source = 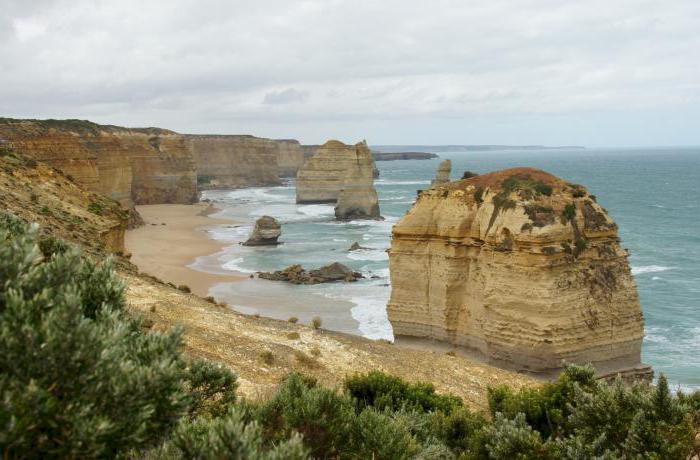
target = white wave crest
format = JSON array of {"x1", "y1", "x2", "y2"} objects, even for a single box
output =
[
  {"x1": 631, "y1": 265, "x2": 674, "y2": 275},
  {"x1": 221, "y1": 257, "x2": 256, "y2": 274},
  {"x1": 347, "y1": 249, "x2": 389, "y2": 262}
]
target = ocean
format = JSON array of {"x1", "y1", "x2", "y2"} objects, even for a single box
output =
[{"x1": 194, "y1": 147, "x2": 700, "y2": 391}]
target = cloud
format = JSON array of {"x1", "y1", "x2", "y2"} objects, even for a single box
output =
[
  {"x1": 0, "y1": 0, "x2": 698, "y2": 146},
  {"x1": 263, "y1": 88, "x2": 308, "y2": 105}
]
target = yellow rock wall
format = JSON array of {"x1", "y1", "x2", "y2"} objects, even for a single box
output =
[
  {"x1": 388, "y1": 168, "x2": 647, "y2": 376},
  {"x1": 186, "y1": 135, "x2": 282, "y2": 188}
]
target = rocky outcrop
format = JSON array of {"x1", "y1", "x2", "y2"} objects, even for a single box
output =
[
  {"x1": 243, "y1": 216, "x2": 282, "y2": 246},
  {"x1": 296, "y1": 140, "x2": 379, "y2": 207},
  {"x1": 258, "y1": 262, "x2": 363, "y2": 284},
  {"x1": 348, "y1": 242, "x2": 371, "y2": 251},
  {"x1": 430, "y1": 159, "x2": 452, "y2": 187},
  {"x1": 388, "y1": 167, "x2": 648, "y2": 377},
  {"x1": 335, "y1": 186, "x2": 381, "y2": 220},
  {"x1": 186, "y1": 135, "x2": 281, "y2": 189},
  {"x1": 0, "y1": 119, "x2": 198, "y2": 226},
  {"x1": 372, "y1": 151, "x2": 439, "y2": 161},
  {"x1": 275, "y1": 139, "x2": 305, "y2": 177}
]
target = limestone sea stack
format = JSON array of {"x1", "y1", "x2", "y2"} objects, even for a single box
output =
[
  {"x1": 296, "y1": 140, "x2": 379, "y2": 205},
  {"x1": 243, "y1": 216, "x2": 282, "y2": 246},
  {"x1": 430, "y1": 159, "x2": 452, "y2": 187},
  {"x1": 387, "y1": 167, "x2": 650, "y2": 378}
]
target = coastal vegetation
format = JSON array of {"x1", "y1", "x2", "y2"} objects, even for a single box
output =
[{"x1": 1, "y1": 213, "x2": 699, "y2": 458}]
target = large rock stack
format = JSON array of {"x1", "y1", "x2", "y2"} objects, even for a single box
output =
[
  {"x1": 387, "y1": 167, "x2": 650, "y2": 378},
  {"x1": 430, "y1": 159, "x2": 452, "y2": 187},
  {"x1": 296, "y1": 140, "x2": 380, "y2": 213}
]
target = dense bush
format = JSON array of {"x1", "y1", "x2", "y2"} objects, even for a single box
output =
[{"x1": 345, "y1": 370, "x2": 463, "y2": 414}]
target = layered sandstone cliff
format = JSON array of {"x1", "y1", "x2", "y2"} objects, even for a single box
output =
[
  {"x1": 296, "y1": 140, "x2": 379, "y2": 205},
  {"x1": 186, "y1": 135, "x2": 282, "y2": 188},
  {"x1": 388, "y1": 167, "x2": 648, "y2": 377},
  {"x1": 275, "y1": 139, "x2": 305, "y2": 177},
  {"x1": 0, "y1": 119, "x2": 198, "y2": 225}
]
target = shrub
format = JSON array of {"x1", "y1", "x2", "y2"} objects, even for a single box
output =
[
  {"x1": 204, "y1": 295, "x2": 216, "y2": 303},
  {"x1": 287, "y1": 316, "x2": 299, "y2": 323},
  {"x1": 345, "y1": 370, "x2": 463, "y2": 415},
  {"x1": 286, "y1": 332, "x2": 300, "y2": 340},
  {"x1": 39, "y1": 205, "x2": 52, "y2": 216},
  {"x1": 0, "y1": 219, "x2": 190, "y2": 457},
  {"x1": 561, "y1": 203, "x2": 577, "y2": 223},
  {"x1": 170, "y1": 408, "x2": 308, "y2": 459},
  {"x1": 87, "y1": 201, "x2": 104, "y2": 215},
  {"x1": 293, "y1": 350, "x2": 318, "y2": 368},
  {"x1": 311, "y1": 316, "x2": 322, "y2": 330},
  {"x1": 310, "y1": 346, "x2": 322, "y2": 357},
  {"x1": 177, "y1": 284, "x2": 191, "y2": 293},
  {"x1": 259, "y1": 350, "x2": 275, "y2": 365},
  {"x1": 184, "y1": 359, "x2": 238, "y2": 418},
  {"x1": 462, "y1": 170, "x2": 479, "y2": 179}
]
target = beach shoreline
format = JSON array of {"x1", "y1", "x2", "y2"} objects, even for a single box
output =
[{"x1": 125, "y1": 203, "x2": 246, "y2": 297}]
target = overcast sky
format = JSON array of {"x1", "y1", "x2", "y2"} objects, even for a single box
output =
[{"x1": 1, "y1": 0, "x2": 698, "y2": 146}]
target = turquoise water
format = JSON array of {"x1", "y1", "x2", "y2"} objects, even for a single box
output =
[{"x1": 198, "y1": 147, "x2": 700, "y2": 390}]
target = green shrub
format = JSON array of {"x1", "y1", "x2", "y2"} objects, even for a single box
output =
[
  {"x1": 87, "y1": 201, "x2": 104, "y2": 215},
  {"x1": 561, "y1": 203, "x2": 577, "y2": 222},
  {"x1": 178, "y1": 284, "x2": 191, "y2": 293},
  {"x1": 287, "y1": 316, "x2": 299, "y2": 323},
  {"x1": 286, "y1": 332, "x2": 300, "y2": 340},
  {"x1": 0, "y1": 220, "x2": 190, "y2": 457},
  {"x1": 462, "y1": 171, "x2": 479, "y2": 179},
  {"x1": 259, "y1": 350, "x2": 275, "y2": 365},
  {"x1": 184, "y1": 359, "x2": 238, "y2": 418},
  {"x1": 345, "y1": 370, "x2": 463, "y2": 415},
  {"x1": 169, "y1": 408, "x2": 308, "y2": 459},
  {"x1": 311, "y1": 316, "x2": 322, "y2": 329}
]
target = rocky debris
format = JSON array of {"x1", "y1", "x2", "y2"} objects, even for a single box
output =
[
  {"x1": 348, "y1": 242, "x2": 371, "y2": 251},
  {"x1": 258, "y1": 262, "x2": 363, "y2": 284},
  {"x1": 388, "y1": 167, "x2": 649, "y2": 378},
  {"x1": 242, "y1": 216, "x2": 282, "y2": 246},
  {"x1": 430, "y1": 159, "x2": 452, "y2": 187},
  {"x1": 296, "y1": 139, "x2": 379, "y2": 205}
]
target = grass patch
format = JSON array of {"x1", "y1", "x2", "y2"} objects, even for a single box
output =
[
  {"x1": 259, "y1": 350, "x2": 274, "y2": 365},
  {"x1": 286, "y1": 332, "x2": 300, "y2": 340}
]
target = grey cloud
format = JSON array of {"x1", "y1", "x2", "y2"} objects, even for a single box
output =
[{"x1": 263, "y1": 88, "x2": 309, "y2": 105}]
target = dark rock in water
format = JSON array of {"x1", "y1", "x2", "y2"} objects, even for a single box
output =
[
  {"x1": 348, "y1": 241, "x2": 371, "y2": 251},
  {"x1": 243, "y1": 215, "x2": 281, "y2": 246},
  {"x1": 258, "y1": 262, "x2": 363, "y2": 284}
]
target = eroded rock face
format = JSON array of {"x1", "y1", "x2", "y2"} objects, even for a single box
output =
[
  {"x1": 388, "y1": 167, "x2": 648, "y2": 377},
  {"x1": 186, "y1": 135, "x2": 282, "y2": 189},
  {"x1": 258, "y1": 262, "x2": 363, "y2": 284},
  {"x1": 0, "y1": 119, "x2": 198, "y2": 226},
  {"x1": 297, "y1": 140, "x2": 380, "y2": 209},
  {"x1": 275, "y1": 139, "x2": 305, "y2": 178},
  {"x1": 430, "y1": 159, "x2": 452, "y2": 187},
  {"x1": 243, "y1": 216, "x2": 282, "y2": 246}
]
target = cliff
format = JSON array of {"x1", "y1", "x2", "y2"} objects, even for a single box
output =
[
  {"x1": 186, "y1": 135, "x2": 281, "y2": 188},
  {"x1": 0, "y1": 118, "x2": 198, "y2": 225},
  {"x1": 388, "y1": 167, "x2": 649, "y2": 378},
  {"x1": 296, "y1": 140, "x2": 379, "y2": 204},
  {"x1": 275, "y1": 139, "x2": 305, "y2": 177},
  {"x1": 0, "y1": 144, "x2": 128, "y2": 254},
  {"x1": 372, "y1": 151, "x2": 439, "y2": 161}
]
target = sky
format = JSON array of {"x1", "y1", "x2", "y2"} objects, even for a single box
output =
[{"x1": 1, "y1": 0, "x2": 699, "y2": 147}]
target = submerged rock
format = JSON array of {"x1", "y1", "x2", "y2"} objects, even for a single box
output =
[
  {"x1": 258, "y1": 262, "x2": 363, "y2": 284},
  {"x1": 388, "y1": 167, "x2": 650, "y2": 379},
  {"x1": 348, "y1": 242, "x2": 371, "y2": 251},
  {"x1": 242, "y1": 216, "x2": 282, "y2": 246},
  {"x1": 430, "y1": 159, "x2": 452, "y2": 187}
]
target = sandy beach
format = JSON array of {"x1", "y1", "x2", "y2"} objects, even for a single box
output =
[{"x1": 125, "y1": 203, "x2": 246, "y2": 297}]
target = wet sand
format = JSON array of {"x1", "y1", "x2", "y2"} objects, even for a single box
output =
[{"x1": 125, "y1": 203, "x2": 246, "y2": 297}]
